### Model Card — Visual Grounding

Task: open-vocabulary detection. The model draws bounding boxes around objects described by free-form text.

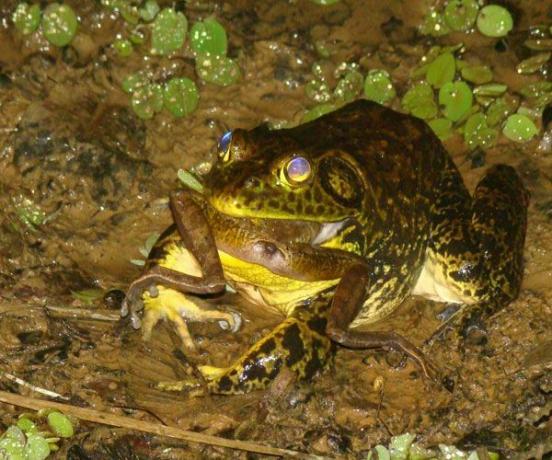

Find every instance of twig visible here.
[45,306,120,322]
[0,390,329,459]
[0,373,69,401]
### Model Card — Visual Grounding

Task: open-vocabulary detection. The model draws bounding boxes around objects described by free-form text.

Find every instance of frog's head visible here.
[204,123,367,229]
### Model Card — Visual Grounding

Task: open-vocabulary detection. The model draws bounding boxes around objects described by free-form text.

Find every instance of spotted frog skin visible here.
[122,100,528,394]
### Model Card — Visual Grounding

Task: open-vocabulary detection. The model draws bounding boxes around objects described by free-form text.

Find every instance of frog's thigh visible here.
[142,287,240,350]
[427,164,528,308]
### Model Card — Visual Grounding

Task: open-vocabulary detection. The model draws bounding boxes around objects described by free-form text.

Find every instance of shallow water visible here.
[0,0,550,457]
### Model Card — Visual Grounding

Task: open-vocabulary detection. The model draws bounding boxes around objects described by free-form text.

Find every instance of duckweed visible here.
[419,9,450,37]
[363,69,396,104]
[460,65,493,84]
[163,77,199,117]
[24,434,50,460]
[178,169,205,193]
[41,3,78,47]
[195,54,241,86]
[516,52,551,75]
[139,0,159,22]
[334,68,363,102]
[429,118,453,141]
[402,82,438,120]
[443,0,478,32]
[12,3,41,35]
[114,38,133,57]
[464,113,497,149]
[151,8,187,55]
[302,103,338,122]
[472,83,507,97]
[131,83,164,119]
[503,114,539,142]
[305,78,332,103]
[426,52,456,88]
[439,81,473,121]
[476,5,513,38]
[190,17,228,56]
[47,412,74,438]
[486,95,518,126]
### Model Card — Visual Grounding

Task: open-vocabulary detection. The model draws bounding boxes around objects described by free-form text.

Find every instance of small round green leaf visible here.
[139,0,159,22]
[305,78,331,103]
[334,69,364,103]
[444,0,479,32]
[426,52,456,88]
[419,9,450,37]
[190,17,228,56]
[151,8,187,55]
[23,433,51,460]
[428,118,453,140]
[473,83,507,97]
[476,5,513,38]
[47,411,74,438]
[41,3,78,47]
[460,65,493,84]
[13,3,41,35]
[122,72,148,94]
[364,69,396,104]
[503,114,538,142]
[302,103,338,123]
[131,83,164,120]
[439,81,473,121]
[16,417,37,434]
[195,54,240,86]
[402,82,438,120]
[163,77,199,117]
[114,38,133,57]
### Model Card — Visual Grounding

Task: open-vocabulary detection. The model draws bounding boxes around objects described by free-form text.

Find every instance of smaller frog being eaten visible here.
[121,100,529,394]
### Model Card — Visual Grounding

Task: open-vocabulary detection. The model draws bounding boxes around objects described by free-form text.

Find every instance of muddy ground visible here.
[0,0,551,458]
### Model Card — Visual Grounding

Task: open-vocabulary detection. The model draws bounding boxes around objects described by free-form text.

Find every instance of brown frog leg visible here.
[121,190,226,328]
[325,265,438,379]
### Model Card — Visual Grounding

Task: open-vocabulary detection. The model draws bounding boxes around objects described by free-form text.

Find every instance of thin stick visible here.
[0,373,69,401]
[45,306,120,322]
[0,391,326,459]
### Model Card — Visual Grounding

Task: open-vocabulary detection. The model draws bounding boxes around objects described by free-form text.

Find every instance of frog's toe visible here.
[217,311,242,333]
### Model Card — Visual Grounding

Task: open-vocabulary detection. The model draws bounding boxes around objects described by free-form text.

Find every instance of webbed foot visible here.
[138,286,241,351]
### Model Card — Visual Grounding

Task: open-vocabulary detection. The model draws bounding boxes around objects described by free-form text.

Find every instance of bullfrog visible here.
[121,100,528,394]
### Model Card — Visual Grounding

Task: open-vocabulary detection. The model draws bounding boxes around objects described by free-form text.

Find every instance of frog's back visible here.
[286,101,457,323]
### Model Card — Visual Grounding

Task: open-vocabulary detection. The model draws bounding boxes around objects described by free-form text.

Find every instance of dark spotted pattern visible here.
[144,100,528,394]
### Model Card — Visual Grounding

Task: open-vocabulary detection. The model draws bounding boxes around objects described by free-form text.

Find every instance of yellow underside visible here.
[152,242,339,316]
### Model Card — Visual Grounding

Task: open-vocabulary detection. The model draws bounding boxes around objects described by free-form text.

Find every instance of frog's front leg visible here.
[121,190,235,349]
[325,265,437,379]
[174,243,434,394]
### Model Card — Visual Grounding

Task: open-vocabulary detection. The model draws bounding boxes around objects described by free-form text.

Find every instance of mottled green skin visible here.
[143,100,529,394]
[206,100,528,325]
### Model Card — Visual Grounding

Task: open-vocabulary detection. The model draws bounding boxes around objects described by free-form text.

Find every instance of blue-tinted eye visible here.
[286,156,311,183]
[218,130,232,153]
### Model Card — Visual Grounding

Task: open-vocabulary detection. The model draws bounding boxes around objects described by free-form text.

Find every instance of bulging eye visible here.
[218,130,232,161]
[282,156,312,185]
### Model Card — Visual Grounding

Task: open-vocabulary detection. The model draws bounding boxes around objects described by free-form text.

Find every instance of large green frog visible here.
[121,100,528,394]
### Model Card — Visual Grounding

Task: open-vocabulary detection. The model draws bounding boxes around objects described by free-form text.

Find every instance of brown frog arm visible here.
[325,264,438,379]
[121,190,225,323]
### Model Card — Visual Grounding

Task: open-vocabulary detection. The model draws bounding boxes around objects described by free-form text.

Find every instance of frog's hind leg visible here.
[428,163,529,335]
[198,300,334,394]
